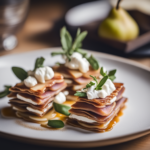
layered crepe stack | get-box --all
[8,73,67,122]
[53,65,100,101]
[67,83,127,132]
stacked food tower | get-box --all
[67,70,127,132]
[52,27,100,101]
[8,57,67,122]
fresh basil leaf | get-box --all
[48,120,64,128]
[34,57,45,71]
[90,75,98,85]
[51,51,65,56]
[87,55,99,70]
[95,76,108,90]
[74,92,87,97]
[12,67,28,81]
[0,85,11,98]
[108,69,117,76]
[100,67,107,77]
[53,102,71,116]
[109,75,116,81]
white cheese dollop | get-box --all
[64,52,89,73]
[24,76,37,88]
[34,66,54,83]
[54,92,66,104]
[85,79,116,99]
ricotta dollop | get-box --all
[64,52,89,73]
[83,79,116,99]
[53,92,66,104]
[24,76,37,88]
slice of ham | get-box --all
[9,73,64,94]
[78,83,125,108]
[9,81,67,98]
[69,97,127,124]
[71,102,116,116]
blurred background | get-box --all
[0,0,149,67]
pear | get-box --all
[98,5,139,41]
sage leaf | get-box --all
[34,57,45,71]
[12,67,28,81]
[0,85,11,98]
[100,67,107,77]
[76,28,81,37]
[87,55,99,70]
[108,69,117,76]
[74,92,87,97]
[95,76,108,90]
[48,120,64,128]
[53,102,71,116]
[109,75,116,81]
[51,51,65,56]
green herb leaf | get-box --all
[51,51,66,56]
[74,92,87,97]
[85,81,95,89]
[34,57,45,71]
[75,49,87,58]
[108,69,117,76]
[48,120,64,128]
[53,102,71,116]
[109,75,116,81]
[76,28,81,37]
[0,85,11,98]
[12,67,28,81]
[72,31,87,52]
[87,55,99,70]
[90,75,98,85]
[95,76,108,90]
[100,67,107,77]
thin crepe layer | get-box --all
[9,73,64,95]
[78,83,125,108]
[9,81,67,98]
[69,97,127,124]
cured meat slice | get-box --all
[69,97,127,124]
[71,102,116,116]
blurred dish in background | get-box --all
[0,0,29,51]
[65,0,150,53]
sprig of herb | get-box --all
[34,57,45,71]
[53,102,71,116]
[12,57,45,81]
[0,85,11,98]
[74,92,87,97]
[100,67,117,81]
[85,81,95,89]
[90,75,98,85]
[48,120,64,128]
[95,76,108,90]
[51,26,99,70]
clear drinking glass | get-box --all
[0,0,29,51]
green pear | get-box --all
[98,7,139,41]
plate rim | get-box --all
[0,47,149,147]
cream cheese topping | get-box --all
[53,92,66,104]
[24,76,37,88]
[64,52,90,73]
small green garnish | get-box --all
[90,75,98,85]
[0,85,11,98]
[53,102,71,116]
[51,26,99,70]
[84,81,95,89]
[100,67,117,81]
[74,92,87,97]
[95,76,108,90]
[34,57,45,71]
[48,120,64,128]
[12,57,45,81]
[12,67,28,81]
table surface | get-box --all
[0,1,149,150]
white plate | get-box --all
[0,48,150,147]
